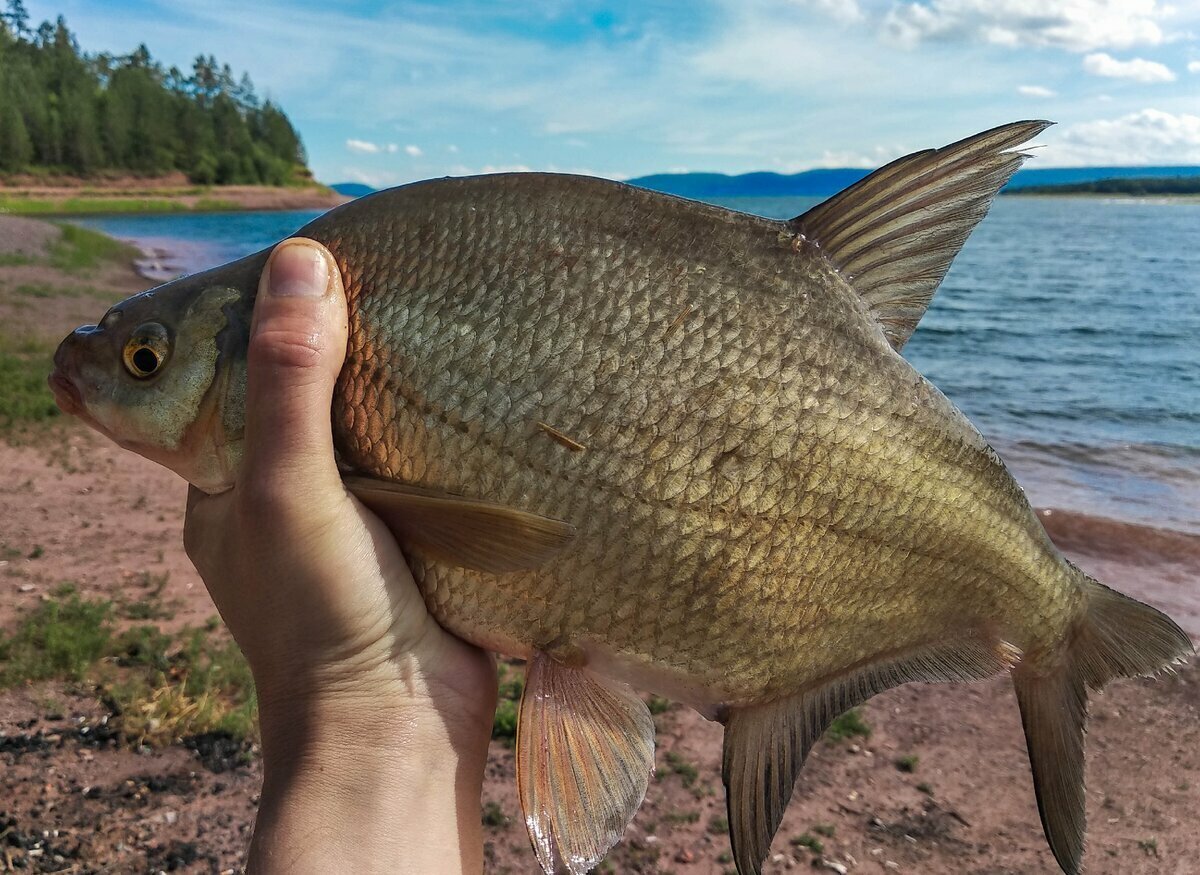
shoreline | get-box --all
[1002,191,1200,202]
[0,182,350,216]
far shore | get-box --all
[0,174,350,215]
[1003,191,1200,202]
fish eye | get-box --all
[122,323,171,380]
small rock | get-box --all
[772,853,785,863]
[820,860,848,874]
[674,849,695,863]
[885,862,900,871]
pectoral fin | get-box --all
[516,651,656,875]
[343,475,575,573]
[723,636,1018,873]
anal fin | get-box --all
[723,636,1018,874]
[344,475,575,573]
[516,651,656,875]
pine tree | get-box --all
[0,97,33,171]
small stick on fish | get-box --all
[664,304,694,339]
[536,420,587,452]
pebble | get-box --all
[885,862,900,871]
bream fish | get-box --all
[49,121,1192,875]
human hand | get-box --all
[184,238,497,874]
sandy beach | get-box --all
[1,214,1196,874]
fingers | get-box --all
[241,238,349,500]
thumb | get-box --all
[240,237,348,497]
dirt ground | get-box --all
[1,215,1197,874]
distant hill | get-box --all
[331,182,376,198]
[333,166,1200,201]
[1012,176,1200,196]
[627,166,1200,199]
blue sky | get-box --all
[28,0,1200,186]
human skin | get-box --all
[183,238,498,874]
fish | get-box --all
[49,120,1192,875]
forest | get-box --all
[0,2,310,185]
[1016,177,1200,196]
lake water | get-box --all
[72,195,1200,538]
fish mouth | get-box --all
[47,370,83,416]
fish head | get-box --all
[49,250,267,494]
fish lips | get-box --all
[48,327,95,417]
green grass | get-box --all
[791,833,824,854]
[664,750,699,787]
[0,590,115,685]
[0,588,258,746]
[48,222,138,272]
[708,815,729,835]
[0,253,35,267]
[193,198,239,211]
[647,695,671,715]
[481,801,509,828]
[0,332,60,430]
[812,823,835,837]
[895,754,919,773]
[663,809,700,825]
[491,661,524,745]
[824,708,871,742]
[0,196,190,214]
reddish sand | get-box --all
[1,215,1197,874]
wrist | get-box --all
[250,678,494,874]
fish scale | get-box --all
[51,121,1191,875]
[318,175,1009,693]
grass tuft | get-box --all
[491,661,524,745]
[895,754,919,773]
[825,707,871,742]
[664,750,699,787]
[791,833,824,854]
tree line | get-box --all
[1017,177,1200,196]
[0,2,310,185]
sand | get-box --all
[1,214,1196,874]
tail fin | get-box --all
[1013,572,1192,874]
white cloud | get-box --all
[1189,61,1200,74]
[1083,52,1175,82]
[884,0,1170,52]
[341,167,405,187]
[1045,108,1200,165]
[1018,84,1056,97]
[796,0,864,24]
[386,143,399,153]
[404,144,423,157]
[345,138,382,154]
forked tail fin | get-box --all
[1012,572,1192,874]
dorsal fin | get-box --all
[790,120,1051,350]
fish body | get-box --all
[311,172,1071,707]
[50,122,1191,875]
